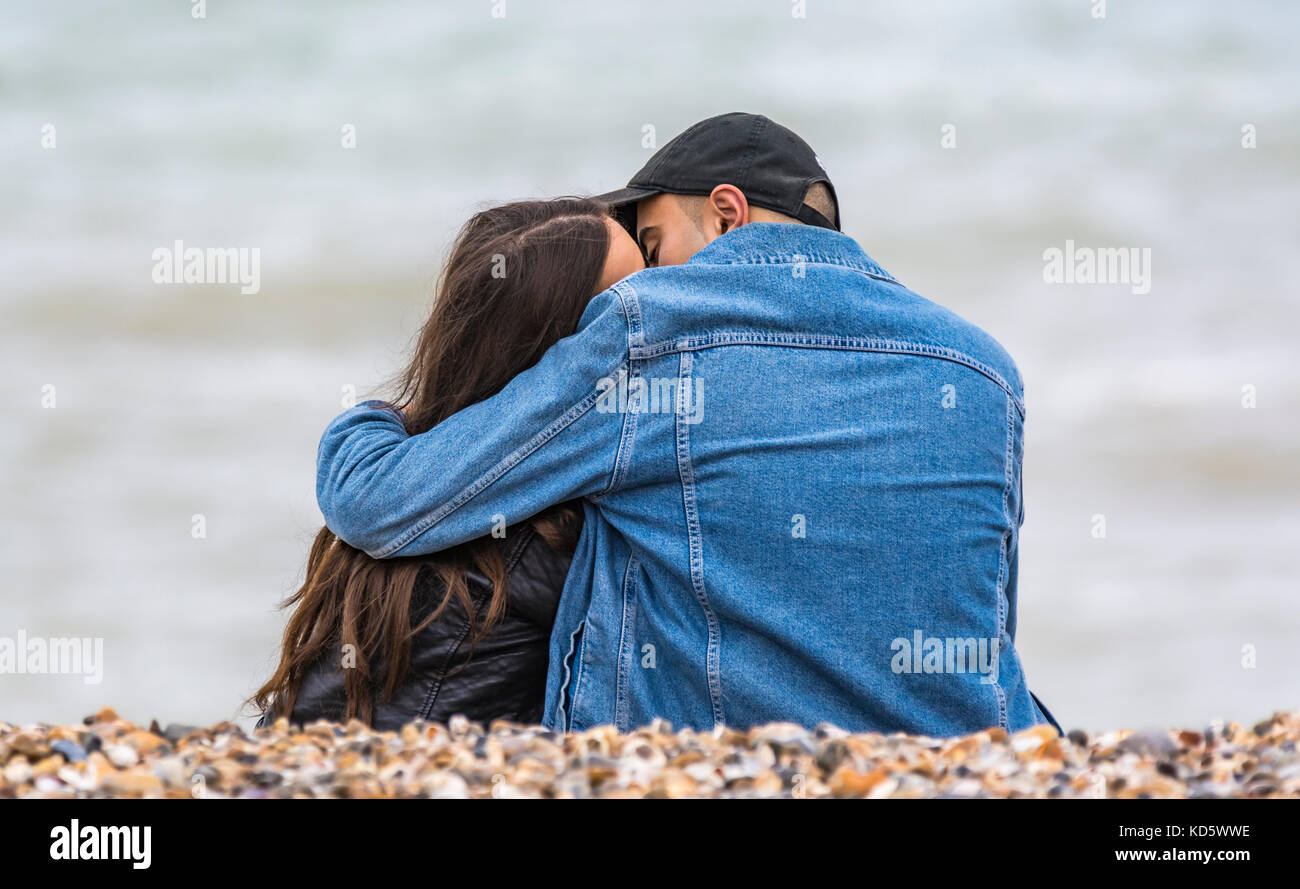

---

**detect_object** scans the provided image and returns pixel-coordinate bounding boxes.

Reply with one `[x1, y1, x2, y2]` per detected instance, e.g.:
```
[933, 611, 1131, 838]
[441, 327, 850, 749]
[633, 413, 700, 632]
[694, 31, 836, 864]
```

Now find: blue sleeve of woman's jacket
[316, 287, 631, 558]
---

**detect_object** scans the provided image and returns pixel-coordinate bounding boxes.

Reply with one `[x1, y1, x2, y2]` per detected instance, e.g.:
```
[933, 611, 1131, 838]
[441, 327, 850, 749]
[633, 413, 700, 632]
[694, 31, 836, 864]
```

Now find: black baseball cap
[595, 112, 840, 233]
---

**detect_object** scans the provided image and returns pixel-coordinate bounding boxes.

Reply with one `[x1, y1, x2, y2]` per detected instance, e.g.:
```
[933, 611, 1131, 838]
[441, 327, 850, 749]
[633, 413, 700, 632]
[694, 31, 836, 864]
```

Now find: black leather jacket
[257, 525, 572, 731]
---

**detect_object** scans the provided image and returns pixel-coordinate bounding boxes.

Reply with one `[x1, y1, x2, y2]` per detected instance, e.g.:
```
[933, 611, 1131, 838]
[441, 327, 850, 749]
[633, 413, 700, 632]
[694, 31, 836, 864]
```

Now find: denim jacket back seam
[693, 255, 897, 285]
[629, 333, 1025, 416]
[675, 350, 726, 728]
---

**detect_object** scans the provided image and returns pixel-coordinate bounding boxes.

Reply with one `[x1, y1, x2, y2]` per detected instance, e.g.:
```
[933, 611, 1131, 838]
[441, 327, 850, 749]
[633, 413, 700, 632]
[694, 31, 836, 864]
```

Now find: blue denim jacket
[317, 222, 1052, 737]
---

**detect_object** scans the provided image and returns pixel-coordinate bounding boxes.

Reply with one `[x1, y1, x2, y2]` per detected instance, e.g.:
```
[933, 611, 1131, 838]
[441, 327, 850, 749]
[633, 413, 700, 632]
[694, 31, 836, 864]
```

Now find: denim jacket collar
[686, 221, 899, 284]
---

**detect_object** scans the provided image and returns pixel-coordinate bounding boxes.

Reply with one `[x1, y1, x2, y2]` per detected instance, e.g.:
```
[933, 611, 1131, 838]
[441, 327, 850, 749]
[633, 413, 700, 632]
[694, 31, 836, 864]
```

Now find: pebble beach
[2, 708, 1297, 799]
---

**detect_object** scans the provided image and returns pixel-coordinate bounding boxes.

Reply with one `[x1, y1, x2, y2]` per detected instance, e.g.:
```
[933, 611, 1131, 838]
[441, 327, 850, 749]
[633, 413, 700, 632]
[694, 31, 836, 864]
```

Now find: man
[317, 112, 1058, 736]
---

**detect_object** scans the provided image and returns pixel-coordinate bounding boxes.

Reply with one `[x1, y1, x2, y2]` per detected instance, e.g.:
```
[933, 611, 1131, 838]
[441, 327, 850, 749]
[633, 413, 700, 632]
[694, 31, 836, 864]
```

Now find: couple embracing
[254, 112, 1059, 738]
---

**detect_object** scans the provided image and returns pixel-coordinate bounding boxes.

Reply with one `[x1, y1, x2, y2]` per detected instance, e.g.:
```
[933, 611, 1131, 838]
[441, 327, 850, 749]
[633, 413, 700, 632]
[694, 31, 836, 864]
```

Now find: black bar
[2, 800, 1286, 874]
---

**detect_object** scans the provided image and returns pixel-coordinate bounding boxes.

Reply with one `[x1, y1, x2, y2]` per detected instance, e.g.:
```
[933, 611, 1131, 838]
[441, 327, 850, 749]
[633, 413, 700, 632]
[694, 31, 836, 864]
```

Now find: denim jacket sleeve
[316, 287, 631, 558]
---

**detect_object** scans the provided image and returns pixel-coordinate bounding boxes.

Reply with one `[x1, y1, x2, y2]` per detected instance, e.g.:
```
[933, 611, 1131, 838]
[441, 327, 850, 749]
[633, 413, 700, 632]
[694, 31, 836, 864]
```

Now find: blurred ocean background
[1, 0, 1297, 732]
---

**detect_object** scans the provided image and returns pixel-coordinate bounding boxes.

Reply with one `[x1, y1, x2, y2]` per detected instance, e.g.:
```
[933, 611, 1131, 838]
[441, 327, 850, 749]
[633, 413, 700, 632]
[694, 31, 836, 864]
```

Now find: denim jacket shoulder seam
[611, 278, 644, 346]
[591, 281, 641, 502]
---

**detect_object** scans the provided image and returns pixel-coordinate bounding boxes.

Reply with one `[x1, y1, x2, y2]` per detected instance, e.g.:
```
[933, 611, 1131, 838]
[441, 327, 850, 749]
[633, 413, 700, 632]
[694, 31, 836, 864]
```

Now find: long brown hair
[253, 198, 612, 724]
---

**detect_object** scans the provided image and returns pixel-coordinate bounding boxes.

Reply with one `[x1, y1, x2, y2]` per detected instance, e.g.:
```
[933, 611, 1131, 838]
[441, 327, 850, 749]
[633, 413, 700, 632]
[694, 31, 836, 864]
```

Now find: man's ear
[707, 184, 749, 235]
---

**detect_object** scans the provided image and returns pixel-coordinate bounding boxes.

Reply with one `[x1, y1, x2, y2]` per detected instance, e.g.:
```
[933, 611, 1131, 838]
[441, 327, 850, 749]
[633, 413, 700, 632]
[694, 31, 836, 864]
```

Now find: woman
[251, 198, 645, 730]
